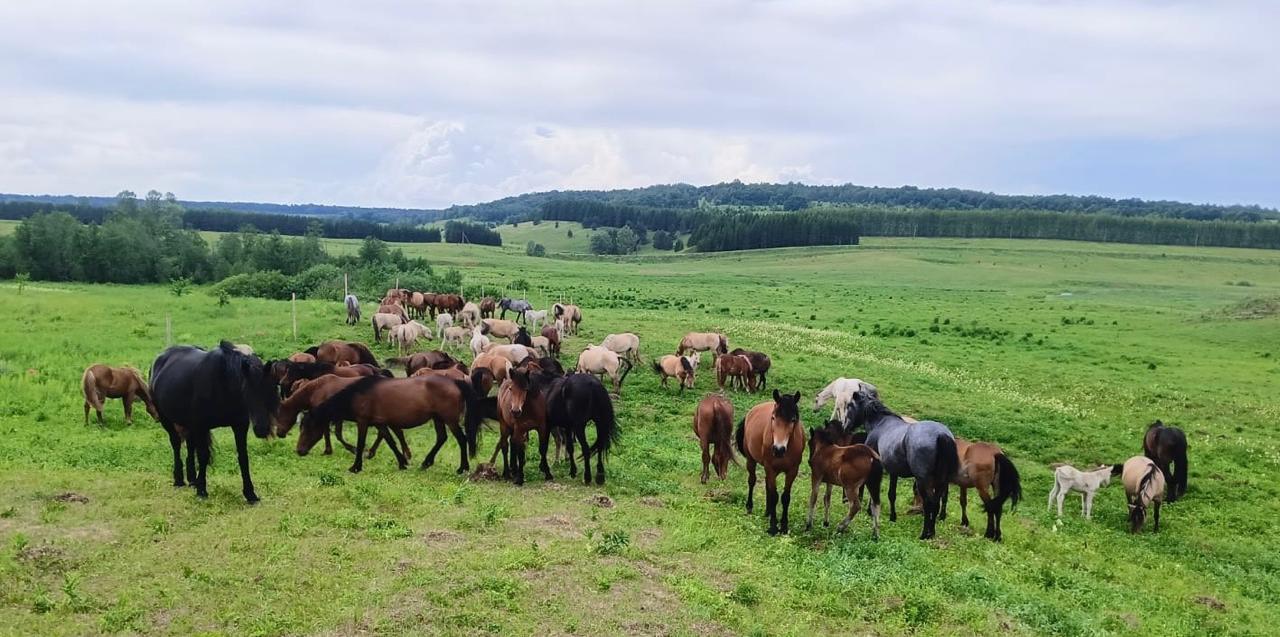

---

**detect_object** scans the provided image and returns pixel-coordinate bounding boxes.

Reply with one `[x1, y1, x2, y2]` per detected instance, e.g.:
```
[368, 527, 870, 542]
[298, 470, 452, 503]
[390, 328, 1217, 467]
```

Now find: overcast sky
[1, 1, 1276, 209]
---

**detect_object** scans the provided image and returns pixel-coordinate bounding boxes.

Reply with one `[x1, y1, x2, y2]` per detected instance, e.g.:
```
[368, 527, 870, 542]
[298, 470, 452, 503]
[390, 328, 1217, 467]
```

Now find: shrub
[211, 270, 292, 300]
[290, 264, 345, 300]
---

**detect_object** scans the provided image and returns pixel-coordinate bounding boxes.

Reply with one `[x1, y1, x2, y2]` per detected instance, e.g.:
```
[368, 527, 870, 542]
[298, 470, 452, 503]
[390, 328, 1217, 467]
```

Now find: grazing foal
[1047, 463, 1121, 518]
[805, 421, 883, 538]
[82, 364, 159, 425]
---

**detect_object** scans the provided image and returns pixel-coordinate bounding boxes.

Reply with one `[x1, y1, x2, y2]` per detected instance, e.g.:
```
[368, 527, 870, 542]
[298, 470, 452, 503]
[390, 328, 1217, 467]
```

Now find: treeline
[843, 208, 1280, 249]
[541, 199, 708, 233]
[443, 220, 503, 246]
[0, 200, 442, 242]
[0, 193, 441, 224]
[688, 211, 860, 252]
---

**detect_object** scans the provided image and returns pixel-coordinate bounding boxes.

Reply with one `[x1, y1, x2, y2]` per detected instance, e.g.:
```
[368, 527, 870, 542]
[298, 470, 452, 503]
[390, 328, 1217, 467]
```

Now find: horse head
[506, 368, 541, 420]
[220, 341, 279, 439]
[768, 389, 802, 458]
[845, 388, 882, 432]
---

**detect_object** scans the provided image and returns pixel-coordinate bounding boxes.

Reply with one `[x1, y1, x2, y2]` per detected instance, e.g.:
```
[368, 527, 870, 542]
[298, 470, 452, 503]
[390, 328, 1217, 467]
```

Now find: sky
[1, 1, 1277, 210]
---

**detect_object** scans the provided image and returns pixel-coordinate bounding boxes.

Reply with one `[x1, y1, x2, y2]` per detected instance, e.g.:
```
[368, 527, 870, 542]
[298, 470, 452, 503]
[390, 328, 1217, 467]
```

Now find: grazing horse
[652, 354, 697, 392]
[493, 367, 552, 485]
[805, 420, 883, 538]
[386, 350, 459, 376]
[529, 336, 552, 357]
[1122, 455, 1166, 533]
[307, 340, 380, 367]
[456, 303, 481, 329]
[389, 320, 433, 354]
[274, 361, 388, 395]
[273, 374, 365, 456]
[729, 348, 771, 391]
[371, 313, 405, 343]
[472, 351, 514, 384]
[693, 394, 734, 483]
[441, 326, 471, 351]
[481, 318, 521, 342]
[479, 297, 497, 319]
[377, 301, 410, 323]
[540, 324, 561, 357]
[306, 375, 480, 474]
[576, 345, 632, 394]
[344, 294, 361, 325]
[1048, 463, 1120, 518]
[735, 390, 805, 535]
[433, 293, 465, 316]
[950, 438, 1022, 541]
[524, 309, 548, 330]
[848, 389, 958, 540]
[150, 342, 279, 502]
[546, 372, 620, 485]
[499, 298, 532, 321]
[552, 303, 582, 335]
[600, 333, 642, 363]
[82, 364, 158, 425]
[435, 313, 454, 339]
[514, 326, 533, 347]
[715, 354, 755, 392]
[1143, 420, 1188, 502]
[677, 332, 727, 360]
[815, 377, 878, 423]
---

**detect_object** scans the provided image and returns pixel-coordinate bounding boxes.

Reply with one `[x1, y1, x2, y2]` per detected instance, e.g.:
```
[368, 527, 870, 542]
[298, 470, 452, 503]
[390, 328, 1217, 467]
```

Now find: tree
[672, 238, 684, 252]
[359, 236, 389, 264]
[782, 195, 809, 211]
[525, 241, 546, 257]
[652, 230, 674, 250]
[567, 229, 574, 238]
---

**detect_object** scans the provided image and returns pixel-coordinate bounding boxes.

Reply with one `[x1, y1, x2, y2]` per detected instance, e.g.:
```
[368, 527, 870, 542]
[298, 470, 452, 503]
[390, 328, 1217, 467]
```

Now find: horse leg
[823, 484, 833, 526]
[421, 420, 448, 469]
[322, 427, 333, 455]
[976, 483, 995, 539]
[1153, 501, 1161, 532]
[381, 427, 408, 469]
[838, 484, 860, 533]
[805, 475, 820, 531]
[745, 458, 757, 514]
[1047, 481, 1057, 513]
[577, 427, 594, 485]
[538, 428, 554, 482]
[919, 490, 936, 540]
[335, 422, 357, 454]
[122, 395, 134, 425]
[513, 439, 527, 486]
[448, 422, 469, 474]
[185, 441, 197, 486]
[1083, 491, 1094, 519]
[194, 431, 211, 499]
[765, 468, 780, 535]
[888, 475, 898, 522]
[350, 423, 369, 473]
[165, 422, 184, 487]
[396, 428, 412, 460]
[959, 486, 969, 528]
[233, 425, 259, 503]
[700, 439, 711, 484]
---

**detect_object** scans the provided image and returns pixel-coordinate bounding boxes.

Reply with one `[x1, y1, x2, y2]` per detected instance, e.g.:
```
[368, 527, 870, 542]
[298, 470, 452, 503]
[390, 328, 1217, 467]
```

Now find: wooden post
[291, 293, 298, 339]
[344, 273, 349, 297]
[165, 315, 172, 346]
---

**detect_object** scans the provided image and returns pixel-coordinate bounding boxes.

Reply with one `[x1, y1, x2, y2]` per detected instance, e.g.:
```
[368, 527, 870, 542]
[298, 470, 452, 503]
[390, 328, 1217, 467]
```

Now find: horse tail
[81, 367, 101, 412]
[591, 381, 621, 454]
[651, 360, 663, 375]
[616, 358, 633, 388]
[453, 379, 480, 458]
[734, 418, 747, 457]
[1130, 463, 1160, 528]
[351, 342, 379, 367]
[309, 375, 382, 427]
[988, 453, 1023, 514]
[932, 434, 960, 496]
[867, 455, 884, 507]
[1136, 463, 1160, 504]
[713, 408, 737, 466]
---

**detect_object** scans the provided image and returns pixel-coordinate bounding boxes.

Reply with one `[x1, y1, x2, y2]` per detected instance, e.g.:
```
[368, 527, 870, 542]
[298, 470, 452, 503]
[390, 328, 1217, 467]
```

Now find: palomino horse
[344, 294, 361, 325]
[472, 351, 514, 384]
[652, 354, 697, 392]
[848, 389, 958, 540]
[552, 303, 582, 335]
[815, 377, 878, 423]
[371, 312, 405, 343]
[730, 348, 771, 391]
[805, 420, 883, 538]
[488, 343, 535, 366]
[306, 375, 480, 474]
[82, 364, 158, 425]
[1143, 420, 1188, 502]
[307, 341, 380, 367]
[481, 318, 521, 342]
[677, 332, 727, 360]
[948, 438, 1022, 541]
[540, 324, 561, 357]
[715, 354, 755, 392]
[479, 297, 497, 319]
[493, 367, 552, 485]
[1122, 455, 1166, 533]
[735, 390, 805, 535]
[576, 345, 632, 394]
[693, 394, 734, 483]
[545, 372, 620, 485]
[498, 298, 532, 321]
[600, 333, 641, 363]
[150, 342, 279, 502]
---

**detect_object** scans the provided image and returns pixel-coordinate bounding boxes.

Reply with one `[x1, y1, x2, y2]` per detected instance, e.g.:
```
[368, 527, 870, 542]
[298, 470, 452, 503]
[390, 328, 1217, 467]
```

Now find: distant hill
[0, 193, 442, 224]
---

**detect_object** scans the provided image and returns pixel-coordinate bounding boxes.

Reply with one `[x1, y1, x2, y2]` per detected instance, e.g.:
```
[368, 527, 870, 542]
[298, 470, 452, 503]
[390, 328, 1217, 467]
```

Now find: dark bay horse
[150, 342, 279, 502]
[694, 394, 735, 483]
[848, 389, 958, 540]
[493, 367, 553, 485]
[730, 348, 772, 391]
[735, 390, 805, 535]
[306, 341, 379, 367]
[1143, 420, 1188, 502]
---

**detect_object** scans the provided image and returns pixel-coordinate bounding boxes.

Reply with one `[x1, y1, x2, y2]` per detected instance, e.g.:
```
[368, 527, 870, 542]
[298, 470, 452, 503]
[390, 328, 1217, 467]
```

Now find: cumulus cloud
[0, 0, 1276, 208]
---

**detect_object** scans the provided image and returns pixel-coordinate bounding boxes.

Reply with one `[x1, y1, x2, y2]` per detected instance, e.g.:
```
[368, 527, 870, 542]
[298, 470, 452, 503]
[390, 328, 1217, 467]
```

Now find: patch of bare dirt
[18, 543, 66, 572]
[468, 464, 500, 481]
[1205, 297, 1280, 321]
[1194, 595, 1226, 611]
[637, 496, 665, 508]
[517, 514, 581, 539]
[421, 529, 463, 546]
[52, 492, 89, 503]
[588, 494, 615, 508]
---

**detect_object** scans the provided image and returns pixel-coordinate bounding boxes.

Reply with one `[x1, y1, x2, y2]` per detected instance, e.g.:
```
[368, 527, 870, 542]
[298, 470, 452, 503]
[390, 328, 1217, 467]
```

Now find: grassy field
[1, 237, 1279, 636]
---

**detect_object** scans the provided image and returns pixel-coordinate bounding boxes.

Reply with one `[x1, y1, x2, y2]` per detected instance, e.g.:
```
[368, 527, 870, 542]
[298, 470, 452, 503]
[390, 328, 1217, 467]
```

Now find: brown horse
[288, 352, 316, 364]
[274, 361, 388, 395]
[387, 350, 460, 376]
[693, 394, 735, 483]
[434, 293, 465, 316]
[735, 390, 805, 535]
[305, 375, 480, 474]
[729, 348, 772, 391]
[82, 364, 158, 425]
[493, 367, 553, 485]
[540, 324, 561, 357]
[377, 301, 410, 323]
[479, 297, 497, 319]
[715, 354, 755, 392]
[948, 438, 1022, 541]
[274, 375, 364, 455]
[1143, 420, 1188, 502]
[805, 420, 883, 538]
[307, 341, 380, 367]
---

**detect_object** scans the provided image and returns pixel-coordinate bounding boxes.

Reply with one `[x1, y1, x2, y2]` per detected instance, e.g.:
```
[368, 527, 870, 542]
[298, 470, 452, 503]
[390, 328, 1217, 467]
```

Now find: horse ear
[1111, 464, 1124, 476]
[772, 389, 782, 402]
[792, 391, 801, 403]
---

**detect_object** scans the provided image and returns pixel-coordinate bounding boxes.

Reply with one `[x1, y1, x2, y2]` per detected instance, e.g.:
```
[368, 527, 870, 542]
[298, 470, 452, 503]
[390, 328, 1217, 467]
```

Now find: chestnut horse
[735, 390, 805, 535]
[493, 367, 552, 485]
[540, 324, 561, 357]
[387, 350, 460, 376]
[716, 354, 755, 392]
[729, 348, 771, 391]
[693, 394, 734, 483]
[805, 420, 883, 538]
[274, 375, 364, 456]
[82, 364, 159, 425]
[1143, 420, 1188, 502]
[948, 438, 1022, 541]
[306, 341, 379, 367]
[305, 375, 480, 474]
[479, 297, 497, 319]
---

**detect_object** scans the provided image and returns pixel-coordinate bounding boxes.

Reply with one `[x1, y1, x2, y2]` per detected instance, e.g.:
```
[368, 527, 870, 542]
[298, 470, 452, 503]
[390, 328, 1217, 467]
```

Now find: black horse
[546, 373, 621, 485]
[1144, 420, 1188, 502]
[498, 298, 532, 322]
[150, 341, 279, 502]
[730, 348, 772, 391]
[514, 326, 533, 347]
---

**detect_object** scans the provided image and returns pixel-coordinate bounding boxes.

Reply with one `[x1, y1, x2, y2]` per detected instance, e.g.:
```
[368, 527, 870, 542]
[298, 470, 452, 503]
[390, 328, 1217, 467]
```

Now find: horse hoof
[173, 481, 185, 488]
[245, 495, 260, 504]
[595, 474, 605, 486]
[349, 466, 362, 474]
[767, 527, 778, 536]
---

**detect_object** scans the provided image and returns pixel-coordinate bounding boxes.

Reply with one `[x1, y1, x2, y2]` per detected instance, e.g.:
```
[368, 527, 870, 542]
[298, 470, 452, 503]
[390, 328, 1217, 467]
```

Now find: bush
[525, 242, 546, 257]
[290, 264, 345, 300]
[211, 270, 293, 300]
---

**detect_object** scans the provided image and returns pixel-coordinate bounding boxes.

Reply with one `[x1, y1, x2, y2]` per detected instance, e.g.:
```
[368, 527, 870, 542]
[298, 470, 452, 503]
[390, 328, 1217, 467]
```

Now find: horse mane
[303, 345, 320, 357]
[308, 374, 385, 426]
[771, 391, 799, 423]
[679, 356, 693, 374]
[286, 361, 337, 378]
[348, 342, 379, 367]
[846, 390, 896, 430]
[811, 422, 843, 446]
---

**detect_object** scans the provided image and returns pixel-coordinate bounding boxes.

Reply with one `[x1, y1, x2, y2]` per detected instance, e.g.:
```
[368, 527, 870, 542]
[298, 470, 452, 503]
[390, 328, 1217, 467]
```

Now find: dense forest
[0, 199, 441, 242]
[443, 220, 503, 246]
[687, 210, 860, 252]
[0, 193, 439, 224]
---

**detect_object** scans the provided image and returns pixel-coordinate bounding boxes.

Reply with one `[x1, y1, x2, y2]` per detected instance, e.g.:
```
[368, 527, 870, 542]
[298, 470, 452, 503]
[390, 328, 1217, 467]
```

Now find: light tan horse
[652, 354, 698, 392]
[576, 345, 632, 394]
[377, 301, 410, 323]
[481, 318, 521, 342]
[488, 343, 535, 365]
[457, 302, 481, 329]
[472, 351, 514, 383]
[371, 312, 406, 343]
[553, 303, 582, 335]
[389, 320, 433, 354]
[736, 390, 805, 535]
[1123, 456, 1166, 533]
[82, 364, 158, 425]
[693, 394, 734, 483]
[677, 332, 728, 360]
[441, 326, 470, 351]
[529, 336, 552, 358]
[600, 333, 641, 363]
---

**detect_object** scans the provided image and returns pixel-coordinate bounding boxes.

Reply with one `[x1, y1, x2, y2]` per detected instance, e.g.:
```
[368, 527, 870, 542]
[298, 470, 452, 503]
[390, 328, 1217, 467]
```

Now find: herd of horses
[80, 287, 1191, 542]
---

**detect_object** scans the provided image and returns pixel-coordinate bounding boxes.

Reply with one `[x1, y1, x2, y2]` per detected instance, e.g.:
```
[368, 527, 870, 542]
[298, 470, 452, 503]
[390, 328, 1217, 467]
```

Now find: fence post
[344, 273, 349, 298]
[165, 315, 172, 346]
[291, 293, 298, 339]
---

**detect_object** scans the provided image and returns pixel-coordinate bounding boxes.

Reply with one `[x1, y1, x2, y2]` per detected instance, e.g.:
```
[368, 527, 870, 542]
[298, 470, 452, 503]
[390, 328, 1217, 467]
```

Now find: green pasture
[1, 238, 1279, 635]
